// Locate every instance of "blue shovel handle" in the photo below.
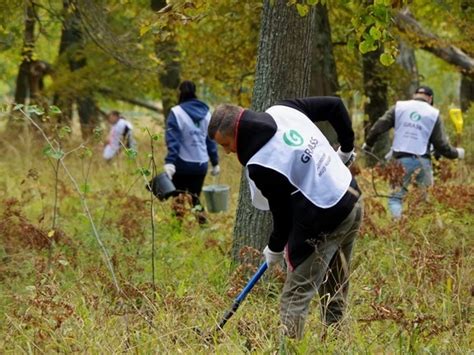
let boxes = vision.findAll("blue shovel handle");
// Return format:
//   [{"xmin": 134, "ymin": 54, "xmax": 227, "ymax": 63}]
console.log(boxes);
[{"xmin": 217, "ymin": 261, "xmax": 268, "ymax": 330}]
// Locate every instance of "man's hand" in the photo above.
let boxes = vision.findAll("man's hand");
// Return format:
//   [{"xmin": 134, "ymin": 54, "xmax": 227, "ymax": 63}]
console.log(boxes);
[
  {"xmin": 211, "ymin": 164, "xmax": 220, "ymax": 176},
  {"xmin": 456, "ymin": 147, "xmax": 465, "ymax": 159},
  {"xmin": 337, "ymin": 147, "xmax": 356, "ymax": 167},
  {"xmin": 263, "ymin": 245, "xmax": 284, "ymax": 268},
  {"xmin": 163, "ymin": 164, "xmax": 176, "ymax": 179}
]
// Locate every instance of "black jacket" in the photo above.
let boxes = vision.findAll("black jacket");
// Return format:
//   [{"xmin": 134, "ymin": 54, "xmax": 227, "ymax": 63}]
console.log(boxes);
[{"xmin": 236, "ymin": 97, "xmax": 360, "ymax": 268}]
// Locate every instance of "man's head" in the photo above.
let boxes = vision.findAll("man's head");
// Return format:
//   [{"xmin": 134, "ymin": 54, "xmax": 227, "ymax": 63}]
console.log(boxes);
[
  {"xmin": 413, "ymin": 86, "xmax": 434, "ymax": 105},
  {"xmin": 107, "ymin": 111, "xmax": 120, "ymax": 124},
  {"xmin": 208, "ymin": 104, "xmax": 243, "ymax": 154}
]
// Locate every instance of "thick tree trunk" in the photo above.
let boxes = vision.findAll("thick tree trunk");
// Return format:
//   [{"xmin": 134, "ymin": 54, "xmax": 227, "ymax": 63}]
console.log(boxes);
[
  {"xmin": 56, "ymin": 0, "xmax": 98, "ymax": 138},
  {"xmin": 363, "ymin": 47, "xmax": 390, "ymax": 164},
  {"xmin": 460, "ymin": 74, "xmax": 474, "ymax": 112},
  {"xmin": 310, "ymin": 3, "xmax": 339, "ymax": 145},
  {"xmin": 232, "ymin": 0, "xmax": 315, "ymax": 264},
  {"xmin": 53, "ymin": 0, "xmax": 80, "ymax": 125}
]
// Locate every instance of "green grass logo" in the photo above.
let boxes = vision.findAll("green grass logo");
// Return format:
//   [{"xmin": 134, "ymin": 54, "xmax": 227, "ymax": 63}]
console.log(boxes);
[
  {"xmin": 283, "ymin": 130, "xmax": 304, "ymax": 147},
  {"xmin": 409, "ymin": 111, "xmax": 422, "ymax": 121}
]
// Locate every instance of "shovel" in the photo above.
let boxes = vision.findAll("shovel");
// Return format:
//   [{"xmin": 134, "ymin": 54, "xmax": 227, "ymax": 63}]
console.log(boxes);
[{"xmin": 197, "ymin": 261, "xmax": 268, "ymax": 341}]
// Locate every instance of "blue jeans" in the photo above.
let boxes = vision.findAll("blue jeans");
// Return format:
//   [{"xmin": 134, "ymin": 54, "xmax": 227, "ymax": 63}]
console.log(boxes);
[{"xmin": 388, "ymin": 156, "xmax": 433, "ymax": 218}]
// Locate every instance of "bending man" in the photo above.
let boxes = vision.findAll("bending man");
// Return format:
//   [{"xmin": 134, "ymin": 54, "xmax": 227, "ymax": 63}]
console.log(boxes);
[{"xmin": 209, "ymin": 97, "xmax": 363, "ymax": 339}]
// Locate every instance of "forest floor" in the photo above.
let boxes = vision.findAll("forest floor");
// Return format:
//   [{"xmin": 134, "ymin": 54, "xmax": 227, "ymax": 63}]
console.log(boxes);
[{"xmin": 0, "ymin": 120, "xmax": 472, "ymax": 354}]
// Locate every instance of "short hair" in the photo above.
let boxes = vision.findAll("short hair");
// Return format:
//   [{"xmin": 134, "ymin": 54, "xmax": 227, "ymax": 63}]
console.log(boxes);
[
  {"xmin": 208, "ymin": 104, "xmax": 242, "ymax": 139},
  {"xmin": 108, "ymin": 110, "xmax": 120, "ymax": 117}
]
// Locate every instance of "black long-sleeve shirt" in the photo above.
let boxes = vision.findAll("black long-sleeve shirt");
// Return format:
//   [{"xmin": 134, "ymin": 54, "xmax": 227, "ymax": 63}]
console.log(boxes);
[{"xmin": 236, "ymin": 96, "xmax": 360, "ymax": 268}]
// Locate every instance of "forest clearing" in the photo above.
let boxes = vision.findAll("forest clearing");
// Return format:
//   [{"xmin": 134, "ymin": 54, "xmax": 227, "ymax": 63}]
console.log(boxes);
[{"xmin": 0, "ymin": 0, "xmax": 473, "ymax": 353}]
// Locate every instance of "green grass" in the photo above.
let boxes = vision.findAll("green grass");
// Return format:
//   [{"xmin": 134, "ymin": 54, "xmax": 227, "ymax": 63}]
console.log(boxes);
[{"xmin": 0, "ymin": 125, "xmax": 472, "ymax": 354}]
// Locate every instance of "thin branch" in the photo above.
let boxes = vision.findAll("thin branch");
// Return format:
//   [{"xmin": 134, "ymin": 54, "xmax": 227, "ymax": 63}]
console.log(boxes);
[{"xmin": 18, "ymin": 108, "xmax": 121, "ymax": 294}]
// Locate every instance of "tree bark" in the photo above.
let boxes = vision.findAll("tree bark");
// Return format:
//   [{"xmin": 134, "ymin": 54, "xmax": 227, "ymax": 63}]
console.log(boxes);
[
  {"xmin": 310, "ymin": 3, "xmax": 339, "ymax": 145},
  {"xmin": 232, "ymin": 0, "xmax": 315, "ymax": 264},
  {"xmin": 363, "ymin": 47, "xmax": 390, "ymax": 164}
]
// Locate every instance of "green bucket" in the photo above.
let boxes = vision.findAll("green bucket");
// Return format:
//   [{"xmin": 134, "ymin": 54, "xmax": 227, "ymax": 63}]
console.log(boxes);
[{"xmin": 202, "ymin": 184, "xmax": 230, "ymax": 213}]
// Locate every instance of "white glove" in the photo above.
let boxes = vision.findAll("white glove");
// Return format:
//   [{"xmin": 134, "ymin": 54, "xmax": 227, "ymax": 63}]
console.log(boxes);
[
  {"xmin": 163, "ymin": 163, "xmax": 176, "ymax": 179},
  {"xmin": 263, "ymin": 245, "xmax": 284, "ymax": 268},
  {"xmin": 456, "ymin": 147, "xmax": 465, "ymax": 159},
  {"xmin": 211, "ymin": 164, "xmax": 220, "ymax": 176},
  {"xmin": 337, "ymin": 147, "xmax": 356, "ymax": 167}
]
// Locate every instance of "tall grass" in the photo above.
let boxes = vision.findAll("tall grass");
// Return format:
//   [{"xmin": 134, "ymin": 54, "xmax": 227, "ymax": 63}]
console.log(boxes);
[{"xmin": 0, "ymin": 121, "xmax": 472, "ymax": 353}]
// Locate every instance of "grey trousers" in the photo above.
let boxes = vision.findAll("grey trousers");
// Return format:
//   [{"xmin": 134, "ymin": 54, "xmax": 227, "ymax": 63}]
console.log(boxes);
[{"xmin": 280, "ymin": 199, "xmax": 363, "ymax": 339}]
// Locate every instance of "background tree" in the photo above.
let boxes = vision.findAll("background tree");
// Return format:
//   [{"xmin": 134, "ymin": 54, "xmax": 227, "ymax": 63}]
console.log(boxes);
[
  {"xmin": 53, "ymin": 0, "xmax": 99, "ymax": 137},
  {"xmin": 150, "ymin": 0, "xmax": 181, "ymax": 120},
  {"xmin": 232, "ymin": 0, "xmax": 315, "ymax": 263},
  {"xmin": 309, "ymin": 2, "xmax": 339, "ymax": 145}
]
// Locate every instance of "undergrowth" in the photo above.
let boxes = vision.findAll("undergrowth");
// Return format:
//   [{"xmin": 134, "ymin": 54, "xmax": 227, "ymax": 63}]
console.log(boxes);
[{"xmin": 0, "ymin": 126, "xmax": 472, "ymax": 354}]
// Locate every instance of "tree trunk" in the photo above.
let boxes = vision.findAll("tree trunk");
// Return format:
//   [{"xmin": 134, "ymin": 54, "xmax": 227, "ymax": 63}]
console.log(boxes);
[
  {"xmin": 58, "ymin": 0, "xmax": 98, "ymax": 138},
  {"xmin": 396, "ymin": 40, "xmax": 419, "ymax": 98},
  {"xmin": 151, "ymin": 0, "xmax": 180, "ymax": 121},
  {"xmin": 156, "ymin": 38, "xmax": 181, "ymax": 120},
  {"xmin": 232, "ymin": 0, "xmax": 315, "ymax": 264},
  {"xmin": 13, "ymin": 0, "xmax": 35, "ymax": 106},
  {"xmin": 53, "ymin": 0, "xmax": 79, "ymax": 126},
  {"xmin": 460, "ymin": 74, "xmax": 474, "ymax": 112},
  {"xmin": 363, "ymin": 47, "xmax": 390, "ymax": 164},
  {"xmin": 310, "ymin": 3, "xmax": 339, "ymax": 146}
]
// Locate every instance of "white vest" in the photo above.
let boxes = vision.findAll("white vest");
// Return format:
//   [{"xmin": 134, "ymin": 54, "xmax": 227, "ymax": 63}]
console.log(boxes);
[
  {"xmin": 247, "ymin": 105, "xmax": 352, "ymax": 210},
  {"xmin": 172, "ymin": 105, "xmax": 210, "ymax": 163},
  {"xmin": 393, "ymin": 100, "xmax": 439, "ymax": 155}
]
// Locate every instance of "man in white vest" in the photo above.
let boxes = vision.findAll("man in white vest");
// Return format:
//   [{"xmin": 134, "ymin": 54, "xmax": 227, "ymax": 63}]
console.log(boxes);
[
  {"xmin": 363, "ymin": 86, "xmax": 465, "ymax": 218},
  {"xmin": 208, "ymin": 97, "xmax": 363, "ymax": 339}
]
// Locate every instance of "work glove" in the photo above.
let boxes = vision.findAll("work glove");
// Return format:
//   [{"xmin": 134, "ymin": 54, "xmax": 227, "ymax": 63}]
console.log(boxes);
[
  {"xmin": 163, "ymin": 163, "xmax": 176, "ymax": 179},
  {"xmin": 263, "ymin": 245, "xmax": 284, "ymax": 269},
  {"xmin": 211, "ymin": 164, "xmax": 220, "ymax": 176},
  {"xmin": 337, "ymin": 147, "xmax": 356, "ymax": 167},
  {"xmin": 456, "ymin": 147, "xmax": 465, "ymax": 159}
]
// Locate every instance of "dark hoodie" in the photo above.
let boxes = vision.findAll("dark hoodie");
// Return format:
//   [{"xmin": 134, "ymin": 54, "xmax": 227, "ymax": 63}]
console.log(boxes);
[
  {"xmin": 165, "ymin": 98, "xmax": 219, "ymax": 175},
  {"xmin": 237, "ymin": 97, "xmax": 361, "ymax": 269}
]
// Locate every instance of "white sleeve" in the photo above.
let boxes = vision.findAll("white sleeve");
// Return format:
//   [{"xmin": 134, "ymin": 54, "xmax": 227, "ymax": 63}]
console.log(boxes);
[{"xmin": 103, "ymin": 144, "xmax": 118, "ymax": 160}]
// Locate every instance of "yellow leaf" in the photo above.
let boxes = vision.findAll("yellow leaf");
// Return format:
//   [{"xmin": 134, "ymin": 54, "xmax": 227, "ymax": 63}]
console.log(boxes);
[
  {"xmin": 48, "ymin": 230, "xmax": 55, "ymax": 238},
  {"xmin": 140, "ymin": 24, "xmax": 151, "ymax": 37}
]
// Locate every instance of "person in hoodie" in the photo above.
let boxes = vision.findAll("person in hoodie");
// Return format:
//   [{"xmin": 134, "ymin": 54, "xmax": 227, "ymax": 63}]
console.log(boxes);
[
  {"xmin": 208, "ymin": 97, "xmax": 363, "ymax": 339},
  {"xmin": 164, "ymin": 81, "xmax": 220, "ymax": 207},
  {"xmin": 103, "ymin": 110, "xmax": 136, "ymax": 160}
]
